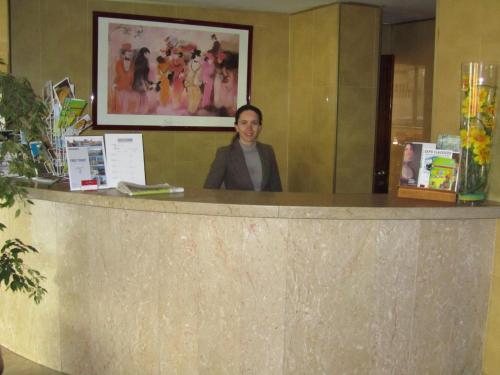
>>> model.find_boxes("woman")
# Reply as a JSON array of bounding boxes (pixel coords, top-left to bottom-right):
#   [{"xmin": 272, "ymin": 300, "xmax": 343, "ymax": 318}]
[
  {"xmin": 400, "ymin": 142, "xmax": 417, "ymax": 185},
  {"xmin": 156, "ymin": 55, "xmax": 171, "ymax": 107},
  {"xmin": 185, "ymin": 49, "xmax": 202, "ymax": 114},
  {"xmin": 204, "ymin": 104, "xmax": 282, "ymax": 192},
  {"xmin": 132, "ymin": 47, "xmax": 153, "ymax": 114},
  {"xmin": 201, "ymin": 52, "xmax": 215, "ymax": 108},
  {"xmin": 170, "ymin": 49, "xmax": 186, "ymax": 109}
]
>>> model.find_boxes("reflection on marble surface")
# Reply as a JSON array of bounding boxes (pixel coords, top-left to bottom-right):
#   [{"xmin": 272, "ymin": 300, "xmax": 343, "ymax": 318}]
[
  {"xmin": 0, "ymin": 194, "xmax": 497, "ymax": 374},
  {"xmin": 22, "ymin": 184, "xmax": 500, "ymax": 220}
]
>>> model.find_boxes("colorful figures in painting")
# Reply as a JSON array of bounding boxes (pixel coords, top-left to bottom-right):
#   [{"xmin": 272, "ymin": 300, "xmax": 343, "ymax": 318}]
[
  {"xmin": 108, "ymin": 32, "xmax": 239, "ymax": 117},
  {"xmin": 112, "ymin": 43, "xmax": 134, "ymax": 113}
]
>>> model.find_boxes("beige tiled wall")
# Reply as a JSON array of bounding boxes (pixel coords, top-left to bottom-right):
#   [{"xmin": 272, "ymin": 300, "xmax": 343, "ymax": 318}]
[
  {"xmin": 288, "ymin": 4, "xmax": 339, "ymax": 193},
  {"xmin": 432, "ymin": 1, "xmax": 500, "ymax": 374},
  {"xmin": 9, "ymin": 0, "xmax": 289, "ymax": 189},
  {"xmin": 335, "ymin": 4, "xmax": 380, "ymax": 193},
  {"xmin": 392, "ymin": 20, "xmax": 434, "ymax": 143},
  {"xmin": 0, "ymin": 0, "xmax": 8, "ymax": 72}
]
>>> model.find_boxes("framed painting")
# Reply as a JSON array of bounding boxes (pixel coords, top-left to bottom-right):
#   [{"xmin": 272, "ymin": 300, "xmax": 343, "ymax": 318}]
[{"xmin": 92, "ymin": 12, "xmax": 253, "ymax": 130}]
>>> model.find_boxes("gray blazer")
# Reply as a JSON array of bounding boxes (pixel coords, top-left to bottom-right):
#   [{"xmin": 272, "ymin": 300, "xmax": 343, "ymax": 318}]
[{"xmin": 204, "ymin": 141, "xmax": 282, "ymax": 192}]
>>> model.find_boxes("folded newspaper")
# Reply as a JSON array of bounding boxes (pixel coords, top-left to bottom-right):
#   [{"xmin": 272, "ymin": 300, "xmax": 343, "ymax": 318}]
[{"xmin": 116, "ymin": 181, "xmax": 184, "ymax": 196}]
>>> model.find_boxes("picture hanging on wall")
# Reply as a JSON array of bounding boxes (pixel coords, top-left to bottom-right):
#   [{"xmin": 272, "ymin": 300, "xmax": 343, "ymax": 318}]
[{"xmin": 92, "ymin": 11, "xmax": 253, "ymax": 130}]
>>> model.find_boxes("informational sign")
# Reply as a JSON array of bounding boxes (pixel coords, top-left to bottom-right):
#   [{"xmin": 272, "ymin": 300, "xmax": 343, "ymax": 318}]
[{"xmin": 104, "ymin": 133, "xmax": 145, "ymax": 188}]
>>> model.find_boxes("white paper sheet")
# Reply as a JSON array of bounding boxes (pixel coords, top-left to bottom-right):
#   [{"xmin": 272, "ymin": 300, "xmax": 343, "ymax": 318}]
[{"xmin": 104, "ymin": 134, "xmax": 145, "ymax": 188}]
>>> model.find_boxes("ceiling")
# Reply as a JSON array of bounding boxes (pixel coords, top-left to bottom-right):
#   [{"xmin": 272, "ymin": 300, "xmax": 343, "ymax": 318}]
[{"xmin": 116, "ymin": 0, "xmax": 436, "ymax": 24}]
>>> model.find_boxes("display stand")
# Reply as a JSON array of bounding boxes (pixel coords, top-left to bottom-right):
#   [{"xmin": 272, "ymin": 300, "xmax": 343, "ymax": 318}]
[
  {"xmin": 42, "ymin": 80, "xmax": 90, "ymax": 178},
  {"xmin": 42, "ymin": 81, "xmax": 66, "ymax": 177},
  {"xmin": 397, "ymin": 186, "xmax": 457, "ymax": 203}
]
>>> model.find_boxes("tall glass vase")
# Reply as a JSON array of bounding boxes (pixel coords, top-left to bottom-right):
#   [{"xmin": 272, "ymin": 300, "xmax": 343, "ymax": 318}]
[{"xmin": 458, "ymin": 62, "xmax": 498, "ymax": 204}]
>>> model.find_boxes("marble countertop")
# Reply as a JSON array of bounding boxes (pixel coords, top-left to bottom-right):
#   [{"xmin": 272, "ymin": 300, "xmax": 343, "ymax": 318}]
[{"xmin": 22, "ymin": 182, "xmax": 500, "ymax": 220}]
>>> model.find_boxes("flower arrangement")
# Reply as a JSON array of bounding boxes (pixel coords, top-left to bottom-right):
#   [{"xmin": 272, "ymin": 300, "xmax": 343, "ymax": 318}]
[{"xmin": 458, "ymin": 62, "xmax": 497, "ymax": 202}]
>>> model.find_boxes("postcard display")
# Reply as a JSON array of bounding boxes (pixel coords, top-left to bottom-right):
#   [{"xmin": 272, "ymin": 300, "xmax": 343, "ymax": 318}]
[
  {"xmin": 397, "ymin": 136, "xmax": 461, "ymax": 202},
  {"xmin": 42, "ymin": 78, "xmax": 91, "ymax": 176}
]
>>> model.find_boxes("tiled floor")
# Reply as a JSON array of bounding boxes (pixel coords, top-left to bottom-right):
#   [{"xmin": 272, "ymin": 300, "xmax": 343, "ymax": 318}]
[{"xmin": 1, "ymin": 347, "xmax": 65, "ymax": 375}]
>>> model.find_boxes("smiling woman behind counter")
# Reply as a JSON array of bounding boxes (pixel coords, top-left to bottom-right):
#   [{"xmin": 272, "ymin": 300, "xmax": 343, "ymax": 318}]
[{"xmin": 204, "ymin": 104, "xmax": 282, "ymax": 192}]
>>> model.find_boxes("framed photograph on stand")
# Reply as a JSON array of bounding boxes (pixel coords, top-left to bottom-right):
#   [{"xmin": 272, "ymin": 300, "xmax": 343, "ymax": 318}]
[{"xmin": 92, "ymin": 11, "xmax": 253, "ymax": 130}]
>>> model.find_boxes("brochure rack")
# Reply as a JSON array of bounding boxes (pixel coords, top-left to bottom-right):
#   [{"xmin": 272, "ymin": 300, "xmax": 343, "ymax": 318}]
[
  {"xmin": 42, "ymin": 79, "xmax": 89, "ymax": 178},
  {"xmin": 43, "ymin": 81, "xmax": 65, "ymax": 176}
]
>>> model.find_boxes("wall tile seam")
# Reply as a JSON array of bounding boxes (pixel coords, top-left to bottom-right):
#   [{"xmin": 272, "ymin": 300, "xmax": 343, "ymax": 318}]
[{"xmin": 51, "ymin": 199, "xmax": 65, "ymax": 373}]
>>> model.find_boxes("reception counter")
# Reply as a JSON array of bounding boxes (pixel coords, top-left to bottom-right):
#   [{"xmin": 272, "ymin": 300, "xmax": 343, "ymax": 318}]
[{"xmin": 0, "ymin": 185, "xmax": 499, "ymax": 374}]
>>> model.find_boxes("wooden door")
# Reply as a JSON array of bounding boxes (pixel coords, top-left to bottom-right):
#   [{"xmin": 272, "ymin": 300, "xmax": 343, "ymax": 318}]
[{"xmin": 373, "ymin": 54, "xmax": 394, "ymax": 193}]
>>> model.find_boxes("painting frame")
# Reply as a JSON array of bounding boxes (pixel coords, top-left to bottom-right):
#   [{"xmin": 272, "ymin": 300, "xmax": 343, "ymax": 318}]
[{"xmin": 92, "ymin": 11, "xmax": 253, "ymax": 131}]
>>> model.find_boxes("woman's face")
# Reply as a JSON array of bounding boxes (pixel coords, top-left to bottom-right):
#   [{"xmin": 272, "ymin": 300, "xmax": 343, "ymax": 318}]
[
  {"xmin": 403, "ymin": 144, "xmax": 414, "ymax": 162},
  {"xmin": 235, "ymin": 110, "xmax": 262, "ymax": 145}
]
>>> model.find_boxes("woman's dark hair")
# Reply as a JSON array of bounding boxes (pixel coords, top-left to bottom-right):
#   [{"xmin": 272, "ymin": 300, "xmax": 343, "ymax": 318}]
[
  {"xmin": 138, "ymin": 47, "xmax": 150, "ymax": 56},
  {"xmin": 234, "ymin": 104, "xmax": 263, "ymax": 125},
  {"xmin": 191, "ymin": 49, "xmax": 201, "ymax": 59},
  {"xmin": 232, "ymin": 104, "xmax": 263, "ymax": 142}
]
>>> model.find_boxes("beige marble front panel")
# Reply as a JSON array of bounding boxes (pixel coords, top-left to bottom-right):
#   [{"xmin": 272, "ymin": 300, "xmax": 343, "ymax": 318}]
[{"xmin": 0, "ymin": 199, "xmax": 497, "ymax": 375}]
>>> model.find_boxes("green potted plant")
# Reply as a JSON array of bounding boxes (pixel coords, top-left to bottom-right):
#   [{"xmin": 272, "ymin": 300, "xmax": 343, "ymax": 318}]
[{"xmin": 0, "ymin": 59, "xmax": 48, "ymax": 374}]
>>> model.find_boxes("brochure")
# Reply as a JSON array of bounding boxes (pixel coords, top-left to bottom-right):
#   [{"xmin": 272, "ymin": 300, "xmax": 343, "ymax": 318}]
[
  {"xmin": 417, "ymin": 148, "xmax": 453, "ymax": 188},
  {"xmin": 53, "ymin": 77, "xmax": 75, "ymax": 108},
  {"xmin": 429, "ymin": 157, "xmax": 457, "ymax": 191},
  {"xmin": 65, "ymin": 136, "xmax": 108, "ymax": 191},
  {"xmin": 57, "ymin": 98, "xmax": 87, "ymax": 130},
  {"xmin": 437, "ymin": 134, "xmax": 461, "ymax": 153},
  {"xmin": 29, "ymin": 141, "xmax": 55, "ymax": 175},
  {"xmin": 0, "ymin": 149, "xmax": 15, "ymax": 177}
]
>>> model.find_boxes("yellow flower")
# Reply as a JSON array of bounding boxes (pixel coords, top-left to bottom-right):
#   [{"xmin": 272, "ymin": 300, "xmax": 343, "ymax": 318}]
[
  {"xmin": 470, "ymin": 126, "xmax": 491, "ymax": 148},
  {"xmin": 460, "ymin": 128, "xmax": 473, "ymax": 148},
  {"xmin": 479, "ymin": 87, "xmax": 489, "ymax": 103},
  {"xmin": 473, "ymin": 144, "xmax": 491, "ymax": 165}
]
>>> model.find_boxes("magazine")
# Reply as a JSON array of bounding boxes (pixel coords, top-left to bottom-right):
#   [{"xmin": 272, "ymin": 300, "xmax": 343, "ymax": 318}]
[
  {"xmin": 429, "ymin": 157, "xmax": 457, "ymax": 191},
  {"xmin": 417, "ymin": 148, "xmax": 453, "ymax": 188},
  {"xmin": 399, "ymin": 142, "xmax": 435, "ymax": 187},
  {"xmin": 116, "ymin": 181, "xmax": 184, "ymax": 196}
]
